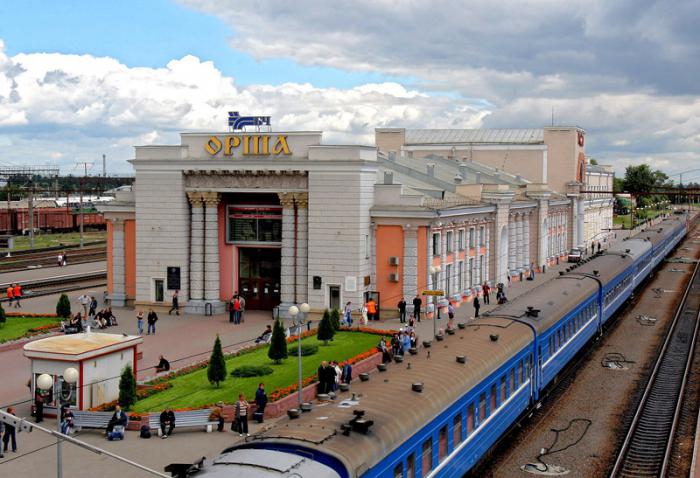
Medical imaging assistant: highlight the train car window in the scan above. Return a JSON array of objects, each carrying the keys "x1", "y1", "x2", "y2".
[
  {"x1": 393, "y1": 462, "x2": 403, "y2": 478},
  {"x1": 510, "y1": 368, "x2": 516, "y2": 394},
  {"x1": 490, "y1": 385, "x2": 497, "y2": 411},
  {"x1": 501, "y1": 376, "x2": 507, "y2": 402},
  {"x1": 439, "y1": 425, "x2": 448, "y2": 462},
  {"x1": 479, "y1": 394, "x2": 486, "y2": 422},
  {"x1": 454, "y1": 414, "x2": 463, "y2": 444},
  {"x1": 467, "y1": 403, "x2": 475, "y2": 434},
  {"x1": 407, "y1": 453, "x2": 415, "y2": 478},
  {"x1": 518, "y1": 361, "x2": 524, "y2": 384},
  {"x1": 422, "y1": 439, "x2": 433, "y2": 475}
]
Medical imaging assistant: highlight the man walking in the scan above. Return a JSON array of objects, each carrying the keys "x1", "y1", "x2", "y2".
[
  {"x1": 146, "y1": 308, "x2": 158, "y2": 335},
  {"x1": 78, "y1": 294, "x2": 90, "y2": 318},
  {"x1": 2, "y1": 407, "x2": 17, "y2": 454},
  {"x1": 482, "y1": 282, "x2": 490, "y2": 305},
  {"x1": 473, "y1": 295, "x2": 481, "y2": 318},
  {"x1": 6, "y1": 285, "x2": 13, "y2": 307},
  {"x1": 397, "y1": 298, "x2": 407, "y2": 323},
  {"x1": 412, "y1": 295, "x2": 422, "y2": 322},
  {"x1": 168, "y1": 290, "x2": 180, "y2": 315},
  {"x1": 255, "y1": 383, "x2": 267, "y2": 423},
  {"x1": 12, "y1": 283, "x2": 21, "y2": 308}
]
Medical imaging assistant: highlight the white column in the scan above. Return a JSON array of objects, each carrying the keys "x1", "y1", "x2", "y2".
[
  {"x1": 111, "y1": 219, "x2": 126, "y2": 306},
  {"x1": 440, "y1": 229, "x2": 447, "y2": 292},
  {"x1": 523, "y1": 213, "x2": 531, "y2": 269},
  {"x1": 403, "y1": 225, "x2": 418, "y2": 306},
  {"x1": 187, "y1": 192, "x2": 204, "y2": 302},
  {"x1": 508, "y1": 215, "x2": 517, "y2": 272},
  {"x1": 295, "y1": 193, "x2": 308, "y2": 304},
  {"x1": 516, "y1": 214, "x2": 524, "y2": 271},
  {"x1": 202, "y1": 192, "x2": 224, "y2": 312},
  {"x1": 485, "y1": 224, "x2": 491, "y2": 283},
  {"x1": 278, "y1": 193, "x2": 296, "y2": 310}
]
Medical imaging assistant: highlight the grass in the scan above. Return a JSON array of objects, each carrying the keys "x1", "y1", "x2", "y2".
[
  {"x1": 0, "y1": 315, "x2": 61, "y2": 343},
  {"x1": 11, "y1": 231, "x2": 106, "y2": 251},
  {"x1": 613, "y1": 209, "x2": 670, "y2": 229},
  {"x1": 132, "y1": 331, "x2": 379, "y2": 412}
]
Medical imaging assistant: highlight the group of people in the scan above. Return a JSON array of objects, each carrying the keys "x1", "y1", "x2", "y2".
[
  {"x1": 228, "y1": 293, "x2": 246, "y2": 324},
  {"x1": 317, "y1": 360, "x2": 352, "y2": 394},
  {"x1": 135, "y1": 308, "x2": 159, "y2": 335},
  {"x1": 5, "y1": 283, "x2": 22, "y2": 308},
  {"x1": 56, "y1": 251, "x2": 68, "y2": 267},
  {"x1": 378, "y1": 328, "x2": 419, "y2": 363},
  {"x1": 0, "y1": 407, "x2": 17, "y2": 457},
  {"x1": 64, "y1": 306, "x2": 118, "y2": 334}
]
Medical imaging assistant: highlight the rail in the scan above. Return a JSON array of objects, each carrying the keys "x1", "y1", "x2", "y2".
[{"x1": 609, "y1": 258, "x2": 700, "y2": 477}]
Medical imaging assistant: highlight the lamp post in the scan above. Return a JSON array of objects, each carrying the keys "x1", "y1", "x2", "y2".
[
  {"x1": 430, "y1": 265, "x2": 441, "y2": 338},
  {"x1": 288, "y1": 303, "x2": 310, "y2": 407},
  {"x1": 38, "y1": 367, "x2": 78, "y2": 478}
]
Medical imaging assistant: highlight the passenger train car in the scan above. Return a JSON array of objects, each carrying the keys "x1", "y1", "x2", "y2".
[{"x1": 167, "y1": 216, "x2": 688, "y2": 478}]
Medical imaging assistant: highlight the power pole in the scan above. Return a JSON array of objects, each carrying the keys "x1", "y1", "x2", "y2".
[
  {"x1": 27, "y1": 181, "x2": 34, "y2": 249},
  {"x1": 74, "y1": 161, "x2": 92, "y2": 249}
]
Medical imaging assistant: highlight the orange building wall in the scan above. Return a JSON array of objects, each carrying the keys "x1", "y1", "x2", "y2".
[
  {"x1": 106, "y1": 221, "x2": 113, "y2": 294},
  {"x1": 375, "y1": 225, "x2": 404, "y2": 308},
  {"x1": 124, "y1": 220, "x2": 136, "y2": 300},
  {"x1": 417, "y1": 226, "x2": 428, "y2": 294}
]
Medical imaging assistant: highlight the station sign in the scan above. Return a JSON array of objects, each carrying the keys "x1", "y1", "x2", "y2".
[
  {"x1": 205, "y1": 135, "x2": 291, "y2": 157},
  {"x1": 422, "y1": 290, "x2": 445, "y2": 296}
]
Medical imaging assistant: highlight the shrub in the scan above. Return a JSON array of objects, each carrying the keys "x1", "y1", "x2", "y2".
[
  {"x1": 207, "y1": 335, "x2": 227, "y2": 387},
  {"x1": 268, "y1": 319, "x2": 288, "y2": 364},
  {"x1": 317, "y1": 309, "x2": 335, "y2": 345},
  {"x1": 118, "y1": 364, "x2": 137, "y2": 410},
  {"x1": 230, "y1": 364, "x2": 273, "y2": 377},
  {"x1": 300, "y1": 343, "x2": 318, "y2": 356},
  {"x1": 56, "y1": 293, "x2": 71, "y2": 318},
  {"x1": 330, "y1": 308, "x2": 341, "y2": 331}
]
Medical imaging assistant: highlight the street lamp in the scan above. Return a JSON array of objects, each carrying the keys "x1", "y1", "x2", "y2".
[
  {"x1": 429, "y1": 265, "x2": 442, "y2": 338},
  {"x1": 288, "y1": 303, "x2": 310, "y2": 407}
]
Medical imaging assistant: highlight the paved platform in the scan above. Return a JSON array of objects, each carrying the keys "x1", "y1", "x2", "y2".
[{"x1": 0, "y1": 260, "x2": 106, "y2": 284}]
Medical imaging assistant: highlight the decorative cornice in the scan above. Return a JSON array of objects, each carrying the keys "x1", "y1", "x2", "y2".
[
  {"x1": 201, "y1": 191, "x2": 221, "y2": 206},
  {"x1": 187, "y1": 191, "x2": 204, "y2": 207}
]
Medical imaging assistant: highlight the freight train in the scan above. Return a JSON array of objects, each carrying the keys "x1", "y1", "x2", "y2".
[
  {"x1": 0, "y1": 207, "x2": 105, "y2": 235},
  {"x1": 165, "y1": 216, "x2": 688, "y2": 478}
]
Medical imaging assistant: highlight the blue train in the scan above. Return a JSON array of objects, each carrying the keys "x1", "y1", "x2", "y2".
[{"x1": 167, "y1": 216, "x2": 688, "y2": 478}]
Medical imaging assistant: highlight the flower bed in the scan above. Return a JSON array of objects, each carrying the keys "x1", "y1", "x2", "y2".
[{"x1": 0, "y1": 315, "x2": 62, "y2": 343}]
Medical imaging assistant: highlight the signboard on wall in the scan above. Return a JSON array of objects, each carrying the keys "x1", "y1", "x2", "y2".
[
  {"x1": 345, "y1": 276, "x2": 357, "y2": 292},
  {"x1": 167, "y1": 267, "x2": 181, "y2": 291}
]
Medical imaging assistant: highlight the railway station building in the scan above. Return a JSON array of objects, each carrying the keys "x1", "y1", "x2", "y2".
[{"x1": 100, "y1": 125, "x2": 599, "y2": 316}]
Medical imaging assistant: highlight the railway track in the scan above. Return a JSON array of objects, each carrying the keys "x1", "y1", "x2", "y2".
[
  {"x1": 609, "y1": 258, "x2": 700, "y2": 477},
  {"x1": 0, "y1": 245, "x2": 106, "y2": 272},
  {"x1": 0, "y1": 270, "x2": 107, "y2": 301}
]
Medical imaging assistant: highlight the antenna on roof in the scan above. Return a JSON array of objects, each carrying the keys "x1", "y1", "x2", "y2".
[{"x1": 551, "y1": 106, "x2": 555, "y2": 126}]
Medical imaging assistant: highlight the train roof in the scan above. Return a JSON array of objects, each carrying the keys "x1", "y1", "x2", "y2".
[
  {"x1": 245, "y1": 318, "x2": 532, "y2": 476},
  {"x1": 202, "y1": 448, "x2": 343, "y2": 477}
]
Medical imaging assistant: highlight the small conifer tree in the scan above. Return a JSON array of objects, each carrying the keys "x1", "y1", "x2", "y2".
[
  {"x1": 56, "y1": 293, "x2": 71, "y2": 318},
  {"x1": 0, "y1": 303, "x2": 5, "y2": 326},
  {"x1": 268, "y1": 319, "x2": 288, "y2": 364},
  {"x1": 317, "y1": 309, "x2": 335, "y2": 345},
  {"x1": 330, "y1": 308, "x2": 341, "y2": 331},
  {"x1": 118, "y1": 364, "x2": 137, "y2": 410},
  {"x1": 207, "y1": 334, "x2": 227, "y2": 387}
]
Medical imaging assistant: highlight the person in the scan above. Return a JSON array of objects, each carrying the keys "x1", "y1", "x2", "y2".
[
  {"x1": 3, "y1": 407, "x2": 17, "y2": 454},
  {"x1": 397, "y1": 298, "x2": 407, "y2": 323},
  {"x1": 159, "y1": 407, "x2": 175, "y2": 438},
  {"x1": 255, "y1": 383, "x2": 267, "y2": 421},
  {"x1": 447, "y1": 303, "x2": 455, "y2": 320},
  {"x1": 106, "y1": 405, "x2": 127, "y2": 435},
  {"x1": 69, "y1": 313, "x2": 84, "y2": 333},
  {"x1": 238, "y1": 295, "x2": 246, "y2": 323},
  {"x1": 6, "y1": 285, "x2": 13, "y2": 307},
  {"x1": 317, "y1": 361, "x2": 330, "y2": 394},
  {"x1": 591, "y1": 241, "x2": 596, "y2": 256},
  {"x1": 60, "y1": 405, "x2": 75, "y2": 435},
  {"x1": 402, "y1": 332, "x2": 411, "y2": 354},
  {"x1": 12, "y1": 283, "x2": 21, "y2": 308},
  {"x1": 105, "y1": 307, "x2": 118, "y2": 326},
  {"x1": 473, "y1": 295, "x2": 481, "y2": 318},
  {"x1": 412, "y1": 295, "x2": 422, "y2": 322},
  {"x1": 146, "y1": 308, "x2": 158, "y2": 335},
  {"x1": 343, "y1": 301, "x2": 353, "y2": 327},
  {"x1": 255, "y1": 325, "x2": 272, "y2": 344},
  {"x1": 333, "y1": 361, "x2": 342, "y2": 392},
  {"x1": 597, "y1": 242, "x2": 602, "y2": 253},
  {"x1": 530, "y1": 262, "x2": 536, "y2": 280},
  {"x1": 228, "y1": 294, "x2": 236, "y2": 323},
  {"x1": 57, "y1": 252, "x2": 64, "y2": 268},
  {"x1": 232, "y1": 296, "x2": 242, "y2": 325},
  {"x1": 234, "y1": 393, "x2": 249, "y2": 437},
  {"x1": 391, "y1": 333, "x2": 401, "y2": 356},
  {"x1": 95, "y1": 310, "x2": 107, "y2": 329},
  {"x1": 209, "y1": 405, "x2": 225, "y2": 432},
  {"x1": 78, "y1": 294, "x2": 90, "y2": 318},
  {"x1": 360, "y1": 304, "x2": 368, "y2": 326},
  {"x1": 168, "y1": 290, "x2": 180, "y2": 315},
  {"x1": 378, "y1": 337, "x2": 391, "y2": 364},
  {"x1": 62, "y1": 251, "x2": 68, "y2": 266},
  {"x1": 341, "y1": 361, "x2": 352, "y2": 384},
  {"x1": 34, "y1": 390, "x2": 44, "y2": 423},
  {"x1": 482, "y1": 282, "x2": 490, "y2": 305},
  {"x1": 366, "y1": 297, "x2": 377, "y2": 321},
  {"x1": 155, "y1": 355, "x2": 170, "y2": 373},
  {"x1": 89, "y1": 296, "x2": 98, "y2": 317},
  {"x1": 136, "y1": 310, "x2": 144, "y2": 336},
  {"x1": 409, "y1": 331, "x2": 418, "y2": 349}
]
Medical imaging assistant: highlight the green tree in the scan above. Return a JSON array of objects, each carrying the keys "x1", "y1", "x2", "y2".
[
  {"x1": 0, "y1": 303, "x2": 5, "y2": 326},
  {"x1": 317, "y1": 309, "x2": 335, "y2": 345},
  {"x1": 207, "y1": 334, "x2": 227, "y2": 387},
  {"x1": 624, "y1": 164, "x2": 670, "y2": 206},
  {"x1": 118, "y1": 364, "x2": 137, "y2": 410},
  {"x1": 589, "y1": 158, "x2": 598, "y2": 165},
  {"x1": 267, "y1": 319, "x2": 288, "y2": 364},
  {"x1": 56, "y1": 293, "x2": 71, "y2": 318},
  {"x1": 330, "y1": 308, "x2": 341, "y2": 331},
  {"x1": 613, "y1": 177, "x2": 625, "y2": 193}
]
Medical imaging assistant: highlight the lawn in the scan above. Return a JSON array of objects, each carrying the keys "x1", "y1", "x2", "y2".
[
  {"x1": 132, "y1": 331, "x2": 380, "y2": 412},
  {"x1": 11, "y1": 231, "x2": 106, "y2": 251},
  {"x1": 0, "y1": 315, "x2": 61, "y2": 343},
  {"x1": 614, "y1": 209, "x2": 670, "y2": 229}
]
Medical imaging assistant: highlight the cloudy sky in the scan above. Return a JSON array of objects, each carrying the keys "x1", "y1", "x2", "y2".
[{"x1": 0, "y1": 0, "x2": 698, "y2": 180}]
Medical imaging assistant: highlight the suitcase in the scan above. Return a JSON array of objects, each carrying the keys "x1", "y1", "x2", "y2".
[
  {"x1": 254, "y1": 411, "x2": 264, "y2": 423},
  {"x1": 108, "y1": 431, "x2": 124, "y2": 441}
]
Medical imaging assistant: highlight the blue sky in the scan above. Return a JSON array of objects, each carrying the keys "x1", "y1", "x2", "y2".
[{"x1": 0, "y1": 0, "x2": 400, "y2": 88}]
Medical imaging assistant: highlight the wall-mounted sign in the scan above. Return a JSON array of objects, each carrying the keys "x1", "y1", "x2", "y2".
[
  {"x1": 228, "y1": 112, "x2": 271, "y2": 131},
  {"x1": 205, "y1": 135, "x2": 291, "y2": 157},
  {"x1": 166, "y1": 266, "x2": 181, "y2": 291}
]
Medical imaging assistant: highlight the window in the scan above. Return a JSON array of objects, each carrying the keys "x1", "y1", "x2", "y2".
[
  {"x1": 458, "y1": 229, "x2": 465, "y2": 250},
  {"x1": 422, "y1": 439, "x2": 433, "y2": 475},
  {"x1": 467, "y1": 403, "x2": 475, "y2": 434},
  {"x1": 228, "y1": 205, "x2": 282, "y2": 243},
  {"x1": 393, "y1": 462, "x2": 403, "y2": 478},
  {"x1": 479, "y1": 226, "x2": 485, "y2": 246},
  {"x1": 518, "y1": 361, "x2": 524, "y2": 385},
  {"x1": 454, "y1": 414, "x2": 463, "y2": 445},
  {"x1": 469, "y1": 228, "x2": 475, "y2": 248},
  {"x1": 490, "y1": 384, "x2": 497, "y2": 413},
  {"x1": 407, "y1": 454, "x2": 415, "y2": 478},
  {"x1": 439, "y1": 425, "x2": 448, "y2": 462},
  {"x1": 510, "y1": 369, "x2": 516, "y2": 394},
  {"x1": 457, "y1": 262, "x2": 463, "y2": 291},
  {"x1": 501, "y1": 376, "x2": 507, "y2": 402},
  {"x1": 479, "y1": 394, "x2": 486, "y2": 422},
  {"x1": 432, "y1": 233, "x2": 441, "y2": 256},
  {"x1": 445, "y1": 264, "x2": 452, "y2": 296},
  {"x1": 446, "y1": 231, "x2": 453, "y2": 253}
]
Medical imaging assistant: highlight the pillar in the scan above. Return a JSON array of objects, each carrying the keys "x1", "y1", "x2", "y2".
[
  {"x1": 516, "y1": 213, "x2": 524, "y2": 271},
  {"x1": 508, "y1": 214, "x2": 517, "y2": 273},
  {"x1": 294, "y1": 193, "x2": 309, "y2": 305},
  {"x1": 484, "y1": 223, "x2": 491, "y2": 284},
  {"x1": 278, "y1": 192, "x2": 296, "y2": 312},
  {"x1": 187, "y1": 192, "x2": 204, "y2": 303},
  {"x1": 440, "y1": 228, "x2": 447, "y2": 292},
  {"x1": 523, "y1": 213, "x2": 531, "y2": 269},
  {"x1": 202, "y1": 192, "x2": 225, "y2": 313},
  {"x1": 111, "y1": 219, "x2": 126, "y2": 306},
  {"x1": 403, "y1": 225, "x2": 418, "y2": 309}
]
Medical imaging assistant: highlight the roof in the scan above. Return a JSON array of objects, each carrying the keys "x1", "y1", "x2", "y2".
[
  {"x1": 404, "y1": 129, "x2": 544, "y2": 145},
  {"x1": 24, "y1": 332, "x2": 142, "y2": 360}
]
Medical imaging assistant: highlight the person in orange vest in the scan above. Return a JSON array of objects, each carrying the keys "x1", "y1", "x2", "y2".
[
  {"x1": 6, "y1": 285, "x2": 14, "y2": 307},
  {"x1": 366, "y1": 297, "x2": 377, "y2": 321},
  {"x1": 12, "y1": 283, "x2": 21, "y2": 308}
]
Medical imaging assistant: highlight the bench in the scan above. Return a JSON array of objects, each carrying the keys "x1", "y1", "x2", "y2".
[
  {"x1": 148, "y1": 409, "x2": 217, "y2": 436},
  {"x1": 73, "y1": 410, "x2": 128, "y2": 432}
]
